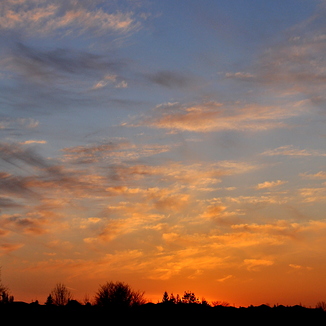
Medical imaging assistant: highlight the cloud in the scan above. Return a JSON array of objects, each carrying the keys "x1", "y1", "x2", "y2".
[
  {"x1": 245, "y1": 12, "x2": 326, "y2": 104},
  {"x1": 261, "y1": 145, "x2": 326, "y2": 157},
  {"x1": 10, "y1": 43, "x2": 125, "y2": 83},
  {"x1": 200, "y1": 205, "x2": 227, "y2": 220},
  {"x1": 146, "y1": 70, "x2": 194, "y2": 89},
  {"x1": 87, "y1": 209, "x2": 164, "y2": 243},
  {"x1": 61, "y1": 140, "x2": 129, "y2": 164},
  {"x1": 300, "y1": 171, "x2": 326, "y2": 180},
  {"x1": 0, "y1": 1, "x2": 140, "y2": 36},
  {"x1": 0, "y1": 242, "x2": 24, "y2": 255},
  {"x1": 128, "y1": 100, "x2": 305, "y2": 133},
  {"x1": 19, "y1": 140, "x2": 47, "y2": 145},
  {"x1": 108, "y1": 160, "x2": 257, "y2": 190},
  {"x1": 216, "y1": 275, "x2": 233, "y2": 282},
  {"x1": 0, "y1": 141, "x2": 50, "y2": 171},
  {"x1": 299, "y1": 186, "x2": 326, "y2": 202},
  {"x1": 0, "y1": 117, "x2": 39, "y2": 130},
  {"x1": 256, "y1": 180, "x2": 287, "y2": 190},
  {"x1": 0, "y1": 213, "x2": 49, "y2": 235},
  {"x1": 289, "y1": 264, "x2": 313, "y2": 271},
  {"x1": 243, "y1": 259, "x2": 274, "y2": 271},
  {"x1": 0, "y1": 196, "x2": 22, "y2": 209},
  {"x1": 226, "y1": 194, "x2": 289, "y2": 205},
  {"x1": 220, "y1": 8, "x2": 326, "y2": 106},
  {"x1": 91, "y1": 74, "x2": 128, "y2": 90},
  {"x1": 210, "y1": 230, "x2": 286, "y2": 248},
  {"x1": 0, "y1": 172, "x2": 37, "y2": 199},
  {"x1": 1, "y1": 40, "x2": 133, "y2": 113},
  {"x1": 258, "y1": 33, "x2": 326, "y2": 99},
  {"x1": 61, "y1": 140, "x2": 173, "y2": 164},
  {"x1": 225, "y1": 72, "x2": 255, "y2": 79},
  {"x1": 231, "y1": 221, "x2": 300, "y2": 240},
  {"x1": 0, "y1": 141, "x2": 113, "y2": 205}
]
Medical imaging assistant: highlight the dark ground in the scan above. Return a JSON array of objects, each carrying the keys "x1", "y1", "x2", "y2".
[{"x1": 1, "y1": 302, "x2": 325, "y2": 325}]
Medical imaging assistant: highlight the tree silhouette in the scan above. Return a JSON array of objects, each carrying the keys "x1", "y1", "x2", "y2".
[
  {"x1": 49, "y1": 283, "x2": 73, "y2": 306},
  {"x1": 45, "y1": 294, "x2": 54, "y2": 305},
  {"x1": 0, "y1": 268, "x2": 13, "y2": 304},
  {"x1": 95, "y1": 281, "x2": 145, "y2": 309},
  {"x1": 162, "y1": 291, "x2": 170, "y2": 303},
  {"x1": 181, "y1": 291, "x2": 200, "y2": 304}
]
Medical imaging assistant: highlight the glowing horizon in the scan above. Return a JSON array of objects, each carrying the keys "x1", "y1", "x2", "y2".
[{"x1": 0, "y1": 0, "x2": 326, "y2": 308}]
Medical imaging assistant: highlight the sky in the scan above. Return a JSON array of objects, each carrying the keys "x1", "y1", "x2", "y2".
[{"x1": 0, "y1": 0, "x2": 326, "y2": 307}]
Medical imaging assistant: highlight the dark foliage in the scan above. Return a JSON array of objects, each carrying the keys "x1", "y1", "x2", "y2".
[{"x1": 95, "y1": 281, "x2": 146, "y2": 309}]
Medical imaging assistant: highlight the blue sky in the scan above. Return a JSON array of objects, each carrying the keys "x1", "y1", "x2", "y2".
[{"x1": 0, "y1": 0, "x2": 326, "y2": 306}]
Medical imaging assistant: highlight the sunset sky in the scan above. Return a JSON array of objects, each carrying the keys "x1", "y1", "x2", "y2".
[{"x1": 0, "y1": 0, "x2": 326, "y2": 307}]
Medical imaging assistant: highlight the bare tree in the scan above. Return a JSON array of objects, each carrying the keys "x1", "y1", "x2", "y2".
[
  {"x1": 50, "y1": 283, "x2": 73, "y2": 306},
  {"x1": 316, "y1": 301, "x2": 326, "y2": 311},
  {"x1": 95, "y1": 281, "x2": 145, "y2": 308}
]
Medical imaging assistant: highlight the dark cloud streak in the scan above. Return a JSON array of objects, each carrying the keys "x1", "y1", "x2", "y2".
[
  {"x1": 11, "y1": 42, "x2": 126, "y2": 82},
  {"x1": 146, "y1": 70, "x2": 194, "y2": 89}
]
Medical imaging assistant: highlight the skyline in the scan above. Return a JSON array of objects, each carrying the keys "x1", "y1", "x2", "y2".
[{"x1": 0, "y1": 0, "x2": 326, "y2": 306}]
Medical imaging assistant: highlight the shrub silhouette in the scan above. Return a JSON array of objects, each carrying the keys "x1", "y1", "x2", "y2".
[{"x1": 95, "y1": 281, "x2": 145, "y2": 309}]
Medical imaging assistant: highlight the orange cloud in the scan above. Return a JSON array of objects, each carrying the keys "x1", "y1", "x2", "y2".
[
  {"x1": 299, "y1": 187, "x2": 326, "y2": 202},
  {"x1": 226, "y1": 195, "x2": 289, "y2": 205},
  {"x1": 0, "y1": 242, "x2": 24, "y2": 255},
  {"x1": 256, "y1": 180, "x2": 287, "y2": 189},
  {"x1": 243, "y1": 259, "x2": 274, "y2": 271},
  {"x1": 62, "y1": 141, "x2": 173, "y2": 164},
  {"x1": 289, "y1": 264, "x2": 313, "y2": 271},
  {"x1": 300, "y1": 171, "x2": 326, "y2": 179},
  {"x1": 128, "y1": 101, "x2": 305, "y2": 133},
  {"x1": 200, "y1": 205, "x2": 227, "y2": 220},
  {"x1": 261, "y1": 145, "x2": 326, "y2": 157}
]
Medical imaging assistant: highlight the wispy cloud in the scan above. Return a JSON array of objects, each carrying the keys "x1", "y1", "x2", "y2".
[
  {"x1": 145, "y1": 70, "x2": 195, "y2": 89},
  {"x1": 299, "y1": 186, "x2": 326, "y2": 202},
  {"x1": 128, "y1": 101, "x2": 306, "y2": 133},
  {"x1": 0, "y1": 117, "x2": 39, "y2": 130},
  {"x1": 258, "y1": 33, "x2": 326, "y2": 99},
  {"x1": 0, "y1": 242, "x2": 24, "y2": 255},
  {"x1": 256, "y1": 180, "x2": 287, "y2": 190},
  {"x1": 289, "y1": 264, "x2": 313, "y2": 271},
  {"x1": 91, "y1": 74, "x2": 128, "y2": 90},
  {"x1": 243, "y1": 259, "x2": 274, "y2": 271},
  {"x1": 300, "y1": 171, "x2": 326, "y2": 180},
  {"x1": 19, "y1": 140, "x2": 47, "y2": 145},
  {"x1": 0, "y1": 1, "x2": 141, "y2": 36},
  {"x1": 224, "y1": 72, "x2": 255, "y2": 79},
  {"x1": 261, "y1": 145, "x2": 326, "y2": 157},
  {"x1": 9, "y1": 42, "x2": 125, "y2": 84},
  {"x1": 62, "y1": 140, "x2": 173, "y2": 164}
]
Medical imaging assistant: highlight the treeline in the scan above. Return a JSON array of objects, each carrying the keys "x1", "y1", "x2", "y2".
[{"x1": 1, "y1": 280, "x2": 326, "y2": 323}]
